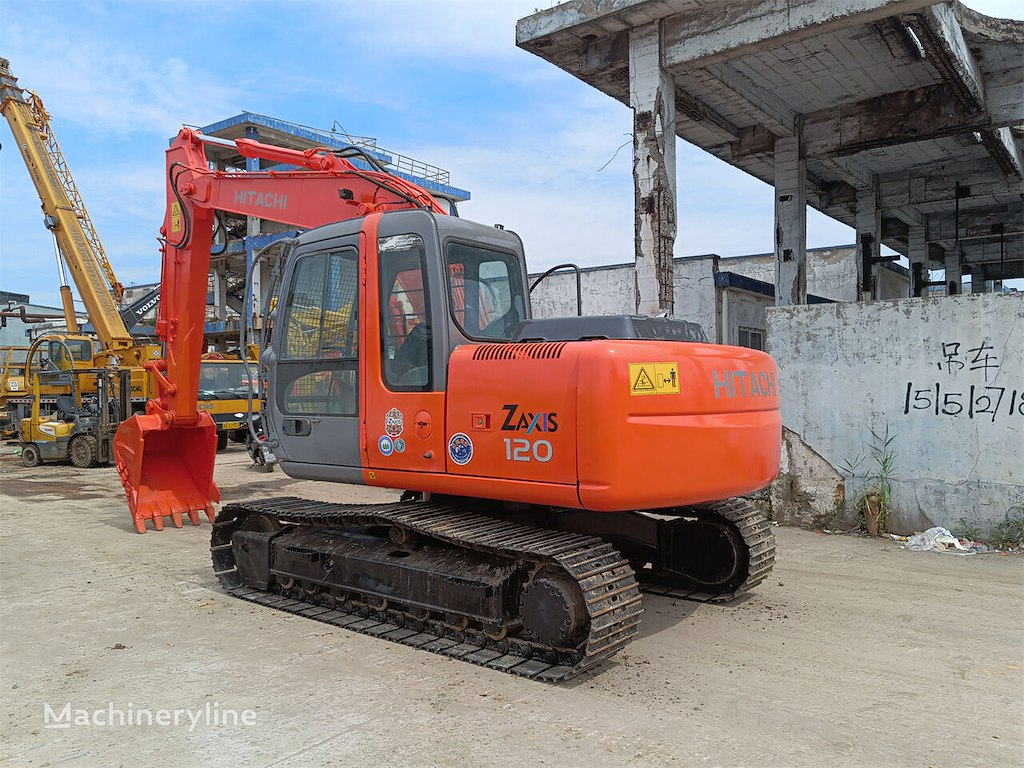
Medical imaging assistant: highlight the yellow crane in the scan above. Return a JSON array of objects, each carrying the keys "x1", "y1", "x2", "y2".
[
  {"x1": 1, "y1": 58, "x2": 258, "y2": 457},
  {"x1": 0, "y1": 57, "x2": 159, "y2": 377}
]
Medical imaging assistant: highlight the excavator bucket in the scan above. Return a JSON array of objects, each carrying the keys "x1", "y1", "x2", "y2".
[{"x1": 114, "y1": 413, "x2": 220, "y2": 533}]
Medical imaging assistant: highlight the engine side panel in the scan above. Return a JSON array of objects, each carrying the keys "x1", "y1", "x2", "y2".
[
  {"x1": 445, "y1": 342, "x2": 580, "y2": 486},
  {"x1": 441, "y1": 339, "x2": 780, "y2": 511},
  {"x1": 575, "y1": 340, "x2": 781, "y2": 510}
]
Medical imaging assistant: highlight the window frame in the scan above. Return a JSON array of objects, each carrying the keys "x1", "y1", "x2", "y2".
[
  {"x1": 737, "y1": 326, "x2": 765, "y2": 351},
  {"x1": 443, "y1": 237, "x2": 525, "y2": 343},
  {"x1": 275, "y1": 246, "x2": 360, "y2": 416},
  {"x1": 378, "y1": 233, "x2": 433, "y2": 392}
]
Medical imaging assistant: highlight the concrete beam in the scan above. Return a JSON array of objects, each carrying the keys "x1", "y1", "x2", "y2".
[
  {"x1": 662, "y1": 0, "x2": 937, "y2": 70},
  {"x1": 705, "y1": 61, "x2": 874, "y2": 188},
  {"x1": 705, "y1": 60, "x2": 794, "y2": 135},
  {"x1": 927, "y1": 202, "x2": 1024, "y2": 242},
  {"x1": 878, "y1": 167, "x2": 1022, "y2": 210},
  {"x1": 630, "y1": 22, "x2": 677, "y2": 316},
  {"x1": 516, "y1": 0, "x2": 648, "y2": 44},
  {"x1": 980, "y1": 127, "x2": 1024, "y2": 178},
  {"x1": 802, "y1": 84, "x2": 1018, "y2": 158},
  {"x1": 578, "y1": 31, "x2": 629, "y2": 78},
  {"x1": 774, "y1": 130, "x2": 807, "y2": 306},
  {"x1": 904, "y1": 5, "x2": 1023, "y2": 177},
  {"x1": 902, "y1": 5, "x2": 985, "y2": 111},
  {"x1": 731, "y1": 124, "x2": 776, "y2": 158},
  {"x1": 676, "y1": 87, "x2": 743, "y2": 141}
]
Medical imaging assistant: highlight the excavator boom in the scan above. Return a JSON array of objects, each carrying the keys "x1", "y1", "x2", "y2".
[{"x1": 115, "y1": 128, "x2": 447, "y2": 532}]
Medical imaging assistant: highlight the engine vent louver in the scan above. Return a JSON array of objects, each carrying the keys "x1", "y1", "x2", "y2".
[{"x1": 472, "y1": 342, "x2": 567, "y2": 361}]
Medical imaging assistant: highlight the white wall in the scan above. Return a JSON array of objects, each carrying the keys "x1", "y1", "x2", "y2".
[
  {"x1": 720, "y1": 246, "x2": 909, "y2": 302},
  {"x1": 529, "y1": 265, "x2": 633, "y2": 319},
  {"x1": 767, "y1": 293, "x2": 1024, "y2": 534},
  {"x1": 529, "y1": 256, "x2": 719, "y2": 338}
]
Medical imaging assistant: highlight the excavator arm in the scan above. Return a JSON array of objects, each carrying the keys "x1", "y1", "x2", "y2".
[{"x1": 115, "y1": 127, "x2": 446, "y2": 532}]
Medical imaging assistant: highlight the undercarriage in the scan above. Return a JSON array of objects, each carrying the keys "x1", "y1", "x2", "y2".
[{"x1": 211, "y1": 496, "x2": 774, "y2": 680}]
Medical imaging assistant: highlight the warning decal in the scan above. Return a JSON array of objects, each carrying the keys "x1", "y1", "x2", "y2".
[
  {"x1": 170, "y1": 202, "x2": 182, "y2": 233},
  {"x1": 629, "y1": 362, "x2": 680, "y2": 396}
]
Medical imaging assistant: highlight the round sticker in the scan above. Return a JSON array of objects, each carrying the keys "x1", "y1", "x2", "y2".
[
  {"x1": 394, "y1": 438, "x2": 406, "y2": 453},
  {"x1": 378, "y1": 435, "x2": 394, "y2": 456},
  {"x1": 448, "y1": 432, "x2": 473, "y2": 466},
  {"x1": 385, "y1": 407, "x2": 404, "y2": 438}
]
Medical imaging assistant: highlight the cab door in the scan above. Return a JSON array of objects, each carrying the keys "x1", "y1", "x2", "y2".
[
  {"x1": 363, "y1": 215, "x2": 446, "y2": 473},
  {"x1": 267, "y1": 236, "x2": 362, "y2": 479}
]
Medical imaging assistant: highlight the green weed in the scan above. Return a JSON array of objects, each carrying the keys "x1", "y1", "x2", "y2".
[{"x1": 840, "y1": 424, "x2": 898, "y2": 536}]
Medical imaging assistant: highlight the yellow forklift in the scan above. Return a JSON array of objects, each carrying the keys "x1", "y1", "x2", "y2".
[{"x1": 18, "y1": 339, "x2": 130, "y2": 468}]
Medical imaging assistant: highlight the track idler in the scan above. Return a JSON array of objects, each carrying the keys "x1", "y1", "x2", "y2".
[
  {"x1": 537, "y1": 498, "x2": 775, "y2": 599},
  {"x1": 113, "y1": 411, "x2": 219, "y2": 533}
]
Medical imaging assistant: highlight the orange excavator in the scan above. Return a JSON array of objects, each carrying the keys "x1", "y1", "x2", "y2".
[{"x1": 114, "y1": 128, "x2": 781, "y2": 679}]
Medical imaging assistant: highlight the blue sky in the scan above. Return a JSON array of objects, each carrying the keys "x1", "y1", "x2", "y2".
[{"x1": 0, "y1": 0, "x2": 1019, "y2": 309}]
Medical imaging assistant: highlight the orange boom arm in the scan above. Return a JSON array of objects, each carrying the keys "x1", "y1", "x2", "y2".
[{"x1": 114, "y1": 128, "x2": 446, "y2": 532}]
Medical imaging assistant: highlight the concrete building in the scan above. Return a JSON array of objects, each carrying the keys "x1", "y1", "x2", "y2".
[
  {"x1": 518, "y1": 1, "x2": 1023, "y2": 532},
  {"x1": 518, "y1": 0, "x2": 1023, "y2": 307},
  {"x1": 530, "y1": 246, "x2": 910, "y2": 345}
]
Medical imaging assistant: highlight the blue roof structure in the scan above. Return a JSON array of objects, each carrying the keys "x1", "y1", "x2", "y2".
[{"x1": 192, "y1": 112, "x2": 471, "y2": 203}]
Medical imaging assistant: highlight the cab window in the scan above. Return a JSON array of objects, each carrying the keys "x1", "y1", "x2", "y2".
[
  {"x1": 380, "y1": 234, "x2": 431, "y2": 390},
  {"x1": 47, "y1": 339, "x2": 92, "y2": 369},
  {"x1": 277, "y1": 248, "x2": 359, "y2": 415},
  {"x1": 445, "y1": 242, "x2": 525, "y2": 341}
]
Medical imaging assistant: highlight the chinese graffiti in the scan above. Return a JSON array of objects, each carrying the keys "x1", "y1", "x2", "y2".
[
  {"x1": 935, "y1": 340, "x2": 999, "y2": 381},
  {"x1": 905, "y1": 339, "x2": 1019, "y2": 423}
]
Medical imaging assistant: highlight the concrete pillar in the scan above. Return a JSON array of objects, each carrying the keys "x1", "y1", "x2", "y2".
[
  {"x1": 908, "y1": 225, "x2": 926, "y2": 297},
  {"x1": 944, "y1": 248, "x2": 961, "y2": 295},
  {"x1": 773, "y1": 131, "x2": 807, "y2": 306},
  {"x1": 629, "y1": 22, "x2": 676, "y2": 317},
  {"x1": 855, "y1": 180, "x2": 881, "y2": 301},
  {"x1": 211, "y1": 261, "x2": 228, "y2": 323}
]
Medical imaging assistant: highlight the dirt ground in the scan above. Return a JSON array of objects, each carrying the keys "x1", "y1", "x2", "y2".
[{"x1": 0, "y1": 443, "x2": 1021, "y2": 768}]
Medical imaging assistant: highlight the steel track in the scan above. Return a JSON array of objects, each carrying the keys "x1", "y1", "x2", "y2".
[
  {"x1": 212, "y1": 497, "x2": 642, "y2": 681},
  {"x1": 210, "y1": 496, "x2": 774, "y2": 680}
]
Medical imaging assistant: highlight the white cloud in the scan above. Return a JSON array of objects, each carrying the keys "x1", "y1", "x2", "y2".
[{"x1": 2, "y1": 22, "x2": 243, "y2": 140}]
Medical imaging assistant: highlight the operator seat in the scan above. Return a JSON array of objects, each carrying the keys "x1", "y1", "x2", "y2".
[
  {"x1": 55, "y1": 395, "x2": 79, "y2": 422},
  {"x1": 393, "y1": 322, "x2": 431, "y2": 387}
]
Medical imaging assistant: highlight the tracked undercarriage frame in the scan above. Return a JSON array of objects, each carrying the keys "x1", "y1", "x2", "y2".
[{"x1": 211, "y1": 496, "x2": 774, "y2": 681}]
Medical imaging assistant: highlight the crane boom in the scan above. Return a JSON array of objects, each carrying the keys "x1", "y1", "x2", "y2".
[{"x1": 0, "y1": 57, "x2": 131, "y2": 349}]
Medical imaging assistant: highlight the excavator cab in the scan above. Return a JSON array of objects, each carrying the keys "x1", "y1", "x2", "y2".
[{"x1": 263, "y1": 210, "x2": 529, "y2": 480}]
